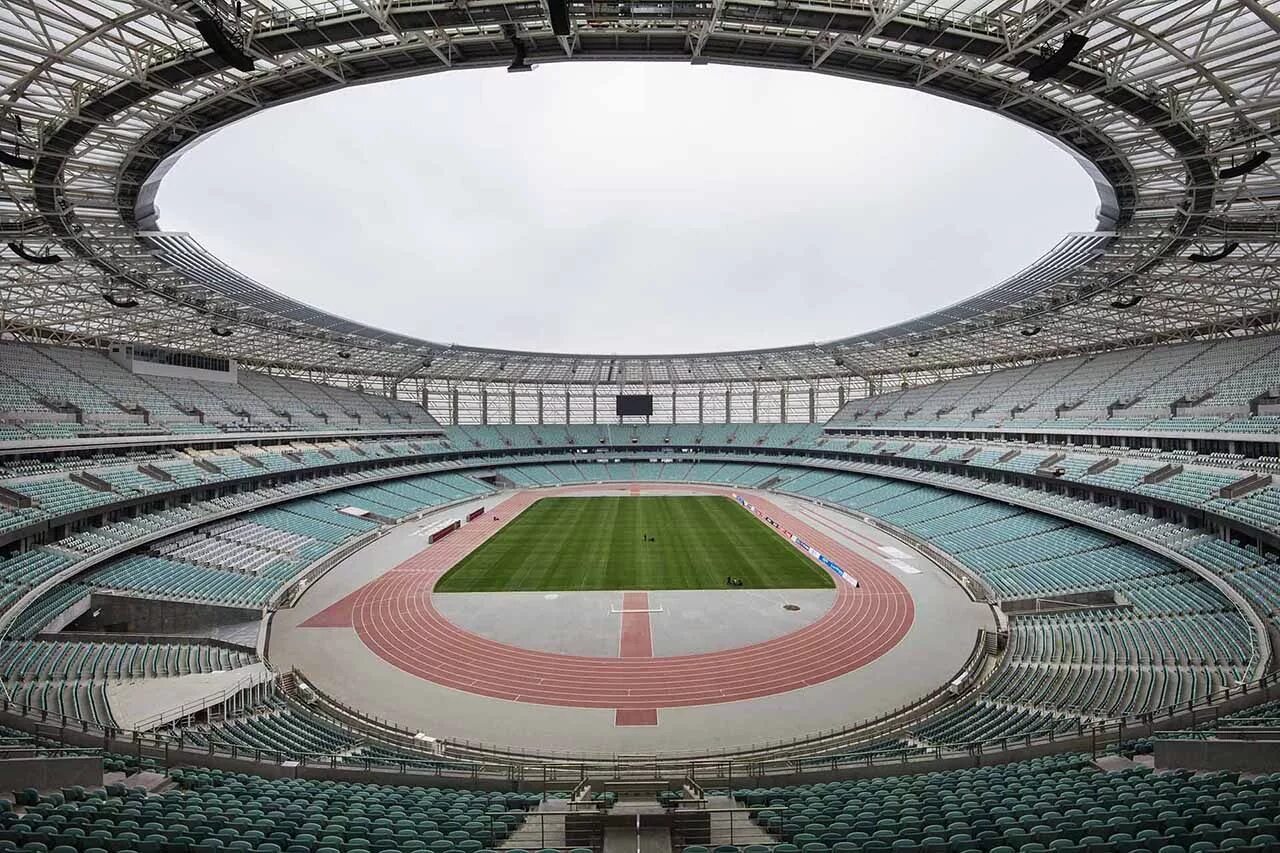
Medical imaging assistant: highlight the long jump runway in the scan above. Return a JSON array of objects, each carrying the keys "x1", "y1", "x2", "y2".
[{"x1": 302, "y1": 485, "x2": 913, "y2": 718}]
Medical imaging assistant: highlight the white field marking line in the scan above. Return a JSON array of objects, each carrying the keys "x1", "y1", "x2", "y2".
[
  {"x1": 796, "y1": 504, "x2": 922, "y2": 568},
  {"x1": 739, "y1": 587, "x2": 795, "y2": 608},
  {"x1": 795, "y1": 505, "x2": 886, "y2": 557}
]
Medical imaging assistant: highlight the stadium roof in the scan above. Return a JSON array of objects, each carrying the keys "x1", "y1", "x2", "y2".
[{"x1": 1, "y1": 0, "x2": 1277, "y2": 385}]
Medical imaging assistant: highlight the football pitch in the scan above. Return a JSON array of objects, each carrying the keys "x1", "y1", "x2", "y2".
[{"x1": 434, "y1": 496, "x2": 835, "y2": 592}]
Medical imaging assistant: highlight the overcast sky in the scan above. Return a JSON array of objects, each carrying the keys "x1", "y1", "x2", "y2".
[{"x1": 157, "y1": 62, "x2": 1101, "y2": 355}]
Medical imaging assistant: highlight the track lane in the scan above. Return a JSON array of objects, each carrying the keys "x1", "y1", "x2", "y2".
[{"x1": 306, "y1": 484, "x2": 914, "y2": 709}]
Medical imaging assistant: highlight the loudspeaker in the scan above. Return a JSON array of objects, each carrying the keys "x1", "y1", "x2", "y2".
[
  {"x1": 1220, "y1": 151, "x2": 1270, "y2": 180},
  {"x1": 547, "y1": 0, "x2": 570, "y2": 36},
  {"x1": 1188, "y1": 242, "x2": 1240, "y2": 263},
  {"x1": 1027, "y1": 33, "x2": 1087, "y2": 82},
  {"x1": 195, "y1": 18, "x2": 256, "y2": 72}
]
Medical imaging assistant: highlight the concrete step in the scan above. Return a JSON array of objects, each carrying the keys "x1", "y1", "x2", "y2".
[
  {"x1": 605, "y1": 826, "x2": 672, "y2": 853},
  {"x1": 501, "y1": 800, "x2": 568, "y2": 850},
  {"x1": 701, "y1": 798, "x2": 775, "y2": 847},
  {"x1": 1092, "y1": 755, "x2": 1140, "y2": 773}
]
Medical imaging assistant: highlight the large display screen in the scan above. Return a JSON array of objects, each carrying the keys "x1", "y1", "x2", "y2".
[{"x1": 615, "y1": 394, "x2": 654, "y2": 416}]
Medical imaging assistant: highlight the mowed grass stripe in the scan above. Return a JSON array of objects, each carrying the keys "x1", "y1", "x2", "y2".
[{"x1": 434, "y1": 496, "x2": 834, "y2": 592}]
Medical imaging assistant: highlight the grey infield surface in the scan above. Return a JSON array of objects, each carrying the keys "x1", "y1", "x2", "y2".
[
  {"x1": 434, "y1": 588, "x2": 836, "y2": 656},
  {"x1": 268, "y1": 487, "x2": 996, "y2": 755}
]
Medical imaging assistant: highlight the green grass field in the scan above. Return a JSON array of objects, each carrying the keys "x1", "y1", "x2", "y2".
[{"x1": 434, "y1": 496, "x2": 834, "y2": 592}]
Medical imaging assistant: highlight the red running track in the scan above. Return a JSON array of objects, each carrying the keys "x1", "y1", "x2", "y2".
[{"x1": 302, "y1": 484, "x2": 914, "y2": 710}]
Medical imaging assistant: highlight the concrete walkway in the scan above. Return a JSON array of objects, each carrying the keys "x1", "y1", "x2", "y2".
[{"x1": 107, "y1": 662, "x2": 272, "y2": 730}]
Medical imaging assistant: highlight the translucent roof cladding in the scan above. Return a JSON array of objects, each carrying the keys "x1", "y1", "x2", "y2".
[
  {"x1": 152, "y1": 64, "x2": 1105, "y2": 354},
  {"x1": 0, "y1": 0, "x2": 1276, "y2": 383}
]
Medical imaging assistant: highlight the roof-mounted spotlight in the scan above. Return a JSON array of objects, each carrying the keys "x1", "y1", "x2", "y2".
[
  {"x1": 907, "y1": 350, "x2": 921, "y2": 358},
  {"x1": 1219, "y1": 150, "x2": 1271, "y2": 180},
  {"x1": 210, "y1": 325, "x2": 232, "y2": 337},
  {"x1": 102, "y1": 291, "x2": 139, "y2": 309},
  {"x1": 833, "y1": 354, "x2": 846, "y2": 367},
  {"x1": 6, "y1": 241, "x2": 61, "y2": 264},
  {"x1": 1021, "y1": 326, "x2": 1042, "y2": 337},
  {"x1": 1026, "y1": 33, "x2": 1088, "y2": 82},
  {"x1": 1111, "y1": 294, "x2": 1143, "y2": 309},
  {"x1": 1188, "y1": 241, "x2": 1240, "y2": 263},
  {"x1": 338, "y1": 350, "x2": 351, "y2": 359}
]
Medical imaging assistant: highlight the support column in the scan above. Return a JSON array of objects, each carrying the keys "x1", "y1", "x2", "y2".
[
  {"x1": 808, "y1": 386, "x2": 816, "y2": 424},
  {"x1": 509, "y1": 387, "x2": 516, "y2": 425},
  {"x1": 537, "y1": 388, "x2": 544, "y2": 425},
  {"x1": 481, "y1": 385, "x2": 489, "y2": 425}
]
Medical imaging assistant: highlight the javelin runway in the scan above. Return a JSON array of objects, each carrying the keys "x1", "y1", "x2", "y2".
[{"x1": 302, "y1": 485, "x2": 914, "y2": 710}]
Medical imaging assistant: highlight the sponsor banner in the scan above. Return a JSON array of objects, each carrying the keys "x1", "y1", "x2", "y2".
[
  {"x1": 466, "y1": 506, "x2": 485, "y2": 522},
  {"x1": 428, "y1": 520, "x2": 461, "y2": 544},
  {"x1": 742, "y1": 496, "x2": 859, "y2": 588}
]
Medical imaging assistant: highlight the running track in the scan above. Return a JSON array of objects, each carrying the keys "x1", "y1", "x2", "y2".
[{"x1": 302, "y1": 485, "x2": 913, "y2": 710}]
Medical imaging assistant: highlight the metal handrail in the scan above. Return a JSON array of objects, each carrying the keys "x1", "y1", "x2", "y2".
[{"x1": 4, "y1": 670, "x2": 1279, "y2": 782}]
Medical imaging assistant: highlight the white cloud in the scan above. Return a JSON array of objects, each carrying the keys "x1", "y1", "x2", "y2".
[{"x1": 157, "y1": 62, "x2": 1101, "y2": 354}]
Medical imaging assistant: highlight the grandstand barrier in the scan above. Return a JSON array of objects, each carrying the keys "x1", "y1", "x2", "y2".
[
  {"x1": 795, "y1": 495, "x2": 994, "y2": 605},
  {"x1": 270, "y1": 529, "x2": 382, "y2": 610},
  {"x1": 0, "y1": 750, "x2": 102, "y2": 789},
  {"x1": 36, "y1": 629, "x2": 256, "y2": 656},
  {"x1": 277, "y1": 493, "x2": 485, "y2": 610},
  {"x1": 8, "y1": 669, "x2": 1280, "y2": 786},
  {"x1": 428, "y1": 519, "x2": 461, "y2": 543},
  {"x1": 467, "y1": 506, "x2": 485, "y2": 521},
  {"x1": 71, "y1": 593, "x2": 262, "y2": 636},
  {"x1": 1154, "y1": 733, "x2": 1280, "y2": 773}
]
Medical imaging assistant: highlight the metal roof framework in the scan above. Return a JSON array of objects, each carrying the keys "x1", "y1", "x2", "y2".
[{"x1": 0, "y1": 0, "x2": 1277, "y2": 390}]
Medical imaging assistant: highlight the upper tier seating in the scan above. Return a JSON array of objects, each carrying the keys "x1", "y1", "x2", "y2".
[
  {"x1": 0, "y1": 341, "x2": 439, "y2": 439},
  {"x1": 829, "y1": 334, "x2": 1280, "y2": 434}
]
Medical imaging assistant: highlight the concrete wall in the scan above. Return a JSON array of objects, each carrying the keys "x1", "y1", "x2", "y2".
[
  {"x1": 0, "y1": 755, "x2": 102, "y2": 790},
  {"x1": 69, "y1": 593, "x2": 261, "y2": 636},
  {"x1": 1001, "y1": 590, "x2": 1120, "y2": 614},
  {"x1": 1155, "y1": 737, "x2": 1280, "y2": 773}
]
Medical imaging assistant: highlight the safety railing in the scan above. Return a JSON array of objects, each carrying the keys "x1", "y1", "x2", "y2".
[{"x1": 3, "y1": 669, "x2": 1280, "y2": 785}]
